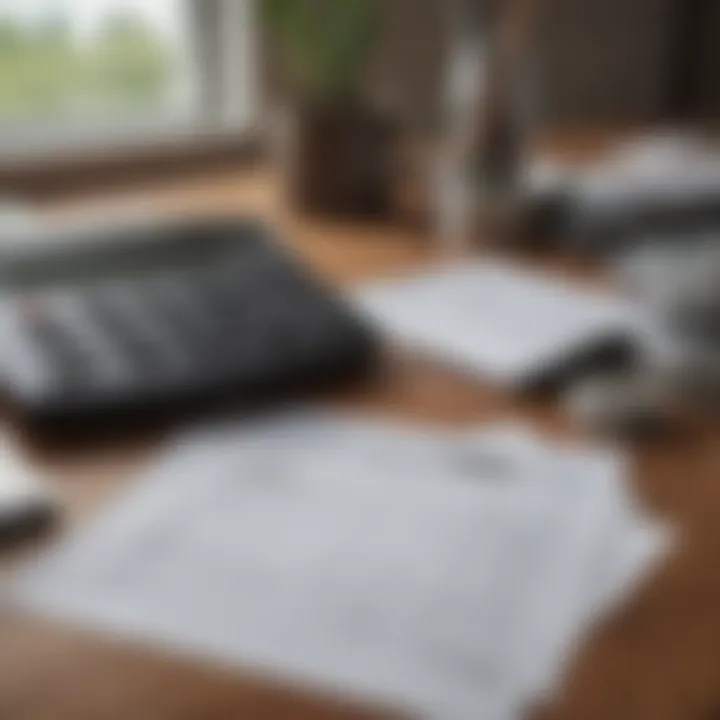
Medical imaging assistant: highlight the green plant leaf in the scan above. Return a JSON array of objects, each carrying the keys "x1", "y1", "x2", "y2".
[{"x1": 262, "y1": 0, "x2": 382, "y2": 102}]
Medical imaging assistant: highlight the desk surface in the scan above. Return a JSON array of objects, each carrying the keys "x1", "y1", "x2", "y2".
[{"x1": 2, "y1": 165, "x2": 720, "y2": 720}]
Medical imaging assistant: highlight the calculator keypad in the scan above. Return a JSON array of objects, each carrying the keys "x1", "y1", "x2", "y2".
[{"x1": 0, "y1": 223, "x2": 375, "y2": 426}]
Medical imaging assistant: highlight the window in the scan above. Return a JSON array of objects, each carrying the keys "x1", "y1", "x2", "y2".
[{"x1": 0, "y1": 0, "x2": 257, "y2": 158}]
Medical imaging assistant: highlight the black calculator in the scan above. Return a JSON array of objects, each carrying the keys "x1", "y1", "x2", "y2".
[{"x1": 0, "y1": 218, "x2": 377, "y2": 434}]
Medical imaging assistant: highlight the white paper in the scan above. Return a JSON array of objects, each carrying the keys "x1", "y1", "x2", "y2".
[
  {"x1": 15, "y1": 414, "x2": 670, "y2": 719},
  {"x1": 355, "y1": 262, "x2": 639, "y2": 387},
  {"x1": 0, "y1": 435, "x2": 53, "y2": 525}
]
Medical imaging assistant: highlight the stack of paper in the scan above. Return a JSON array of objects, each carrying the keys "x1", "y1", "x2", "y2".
[
  {"x1": 355, "y1": 261, "x2": 640, "y2": 389},
  {"x1": 15, "y1": 413, "x2": 670, "y2": 719}
]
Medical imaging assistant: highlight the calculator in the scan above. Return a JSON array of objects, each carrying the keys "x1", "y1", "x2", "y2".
[{"x1": 0, "y1": 218, "x2": 378, "y2": 434}]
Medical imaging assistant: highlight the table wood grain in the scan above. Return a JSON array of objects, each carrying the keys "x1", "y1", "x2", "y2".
[{"x1": 2, "y1": 163, "x2": 719, "y2": 720}]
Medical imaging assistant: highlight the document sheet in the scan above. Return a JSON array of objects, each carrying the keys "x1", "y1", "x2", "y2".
[
  {"x1": 355, "y1": 262, "x2": 640, "y2": 387},
  {"x1": 15, "y1": 413, "x2": 671, "y2": 719}
]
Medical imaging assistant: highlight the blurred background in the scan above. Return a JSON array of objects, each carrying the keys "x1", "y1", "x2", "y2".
[
  {"x1": 0, "y1": 0, "x2": 254, "y2": 162},
  {"x1": 1, "y1": 0, "x2": 719, "y2": 224},
  {"x1": 4, "y1": 3, "x2": 720, "y2": 720},
  {"x1": 0, "y1": 0, "x2": 718, "y2": 148}
]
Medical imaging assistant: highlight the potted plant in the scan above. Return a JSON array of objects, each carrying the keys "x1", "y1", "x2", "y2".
[{"x1": 262, "y1": 0, "x2": 397, "y2": 218}]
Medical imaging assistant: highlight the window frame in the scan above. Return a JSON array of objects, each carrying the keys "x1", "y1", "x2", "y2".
[{"x1": 0, "y1": 0, "x2": 260, "y2": 169}]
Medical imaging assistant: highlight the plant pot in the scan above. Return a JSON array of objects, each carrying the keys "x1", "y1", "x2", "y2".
[{"x1": 289, "y1": 102, "x2": 398, "y2": 219}]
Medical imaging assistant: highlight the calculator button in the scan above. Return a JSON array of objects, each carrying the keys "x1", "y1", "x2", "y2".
[{"x1": 89, "y1": 287, "x2": 196, "y2": 385}]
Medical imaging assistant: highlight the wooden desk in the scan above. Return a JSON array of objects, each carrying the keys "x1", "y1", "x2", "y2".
[{"x1": 2, "y1": 168, "x2": 720, "y2": 720}]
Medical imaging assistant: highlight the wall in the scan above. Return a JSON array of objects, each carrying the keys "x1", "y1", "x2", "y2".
[
  {"x1": 261, "y1": 0, "x2": 708, "y2": 131},
  {"x1": 690, "y1": 0, "x2": 720, "y2": 117},
  {"x1": 533, "y1": 0, "x2": 677, "y2": 125}
]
